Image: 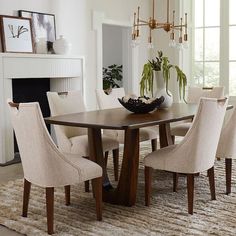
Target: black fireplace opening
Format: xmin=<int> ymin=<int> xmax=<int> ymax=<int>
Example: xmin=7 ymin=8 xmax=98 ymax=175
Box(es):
xmin=12 ymin=78 xmax=51 ymax=154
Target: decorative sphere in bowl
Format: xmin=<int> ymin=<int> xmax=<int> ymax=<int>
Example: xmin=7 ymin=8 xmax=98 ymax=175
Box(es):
xmin=118 ymin=96 xmax=164 ymax=114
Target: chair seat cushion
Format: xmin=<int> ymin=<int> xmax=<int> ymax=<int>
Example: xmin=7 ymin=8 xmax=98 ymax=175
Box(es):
xmin=68 ymin=135 xmax=119 ymax=157
xmin=64 ymin=153 xmax=102 ymax=182
xmin=170 ymin=122 xmax=192 ymax=136
xmin=103 ymin=126 xmax=159 ymax=143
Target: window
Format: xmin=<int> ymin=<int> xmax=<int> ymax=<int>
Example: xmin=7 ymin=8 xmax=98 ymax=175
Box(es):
xmin=192 ymin=0 xmax=235 ymax=96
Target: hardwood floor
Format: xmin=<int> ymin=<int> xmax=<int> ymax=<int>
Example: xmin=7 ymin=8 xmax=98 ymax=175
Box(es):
xmin=0 ymin=163 xmax=23 ymax=236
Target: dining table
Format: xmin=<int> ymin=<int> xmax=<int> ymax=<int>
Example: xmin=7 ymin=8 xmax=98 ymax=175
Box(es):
xmin=45 ymin=103 xmax=233 ymax=207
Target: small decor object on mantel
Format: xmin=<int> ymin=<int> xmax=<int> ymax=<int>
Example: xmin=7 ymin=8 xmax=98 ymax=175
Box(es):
xmin=53 ymin=35 xmax=72 ymax=54
xmin=19 ymin=10 xmax=56 ymax=53
xmin=140 ymin=51 xmax=187 ymax=108
xmin=0 ymin=15 xmax=34 ymax=53
xmin=118 ymin=95 xmax=164 ymax=114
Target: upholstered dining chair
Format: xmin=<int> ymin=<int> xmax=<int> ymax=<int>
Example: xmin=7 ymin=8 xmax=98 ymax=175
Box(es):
xmin=47 ymin=91 xmax=119 ymax=183
xmin=171 ymin=86 xmax=224 ymax=138
xmin=216 ymin=107 xmax=236 ymax=195
xmin=95 ymin=88 xmax=159 ymax=151
xmin=7 ymin=101 xmax=103 ymax=235
xmin=144 ymin=97 xmax=228 ymax=214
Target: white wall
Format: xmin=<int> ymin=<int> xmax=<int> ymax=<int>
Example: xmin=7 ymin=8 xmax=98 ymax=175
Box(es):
xmin=0 ymin=0 xmax=53 ymax=15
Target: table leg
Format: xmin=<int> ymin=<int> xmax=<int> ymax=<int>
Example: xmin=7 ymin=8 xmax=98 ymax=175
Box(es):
xmin=115 ymin=128 xmax=139 ymax=206
xmin=88 ymin=128 xmax=112 ymax=190
xmin=159 ymin=123 xmax=173 ymax=148
xmin=88 ymin=127 xmax=139 ymax=206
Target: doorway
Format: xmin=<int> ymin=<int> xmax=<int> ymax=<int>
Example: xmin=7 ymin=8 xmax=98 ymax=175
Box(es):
xmin=102 ymin=24 xmax=132 ymax=92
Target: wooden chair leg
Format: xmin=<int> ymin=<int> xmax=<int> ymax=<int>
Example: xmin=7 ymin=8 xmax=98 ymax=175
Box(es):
xmin=104 ymin=151 xmax=109 ymax=167
xmin=64 ymin=185 xmax=70 ymax=206
xmin=225 ymin=159 xmax=232 ymax=195
xmin=84 ymin=181 xmax=90 ymax=192
xmin=145 ymin=166 xmax=152 ymax=206
xmin=22 ymin=179 xmax=31 ymax=217
xmin=46 ymin=187 xmax=54 ymax=235
xmin=208 ymin=166 xmax=216 ymax=200
xmin=171 ymin=135 xmax=175 ymax=144
xmin=151 ymin=139 xmax=157 ymax=151
xmin=91 ymin=177 xmax=102 ymax=221
xmin=112 ymin=149 xmax=119 ymax=181
xmin=173 ymin=173 xmax=178 ymax=192
xmin=187 ymin=174 xmax=194 ymax=215
xmin=84 ymin=156 xmax=90 ymax=192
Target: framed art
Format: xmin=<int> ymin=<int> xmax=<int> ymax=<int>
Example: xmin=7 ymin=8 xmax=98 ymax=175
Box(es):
xmin=19 ymin=10 xmax=56 ymax=53
xmin=0 ymin=15 xmax=34 ymax=53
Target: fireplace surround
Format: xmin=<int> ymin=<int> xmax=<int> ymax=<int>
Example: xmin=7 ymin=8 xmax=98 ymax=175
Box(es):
xmin=0 ymin=53 xmax=85 ymax=164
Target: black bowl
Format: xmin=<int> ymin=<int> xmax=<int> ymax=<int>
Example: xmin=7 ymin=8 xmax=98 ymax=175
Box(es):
xmin=118 ymin=96 xmax=164 ymax=114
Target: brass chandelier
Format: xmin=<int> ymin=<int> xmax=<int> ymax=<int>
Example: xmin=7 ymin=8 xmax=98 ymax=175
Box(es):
xmin=132 ymin=0 xmax=188 ymax=49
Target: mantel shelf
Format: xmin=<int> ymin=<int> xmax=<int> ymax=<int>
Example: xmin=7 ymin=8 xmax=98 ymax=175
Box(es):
xmin=0 ymin=52 xmax=85 ymax=60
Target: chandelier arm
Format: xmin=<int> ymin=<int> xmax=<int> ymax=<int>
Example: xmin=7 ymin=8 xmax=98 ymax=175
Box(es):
xmin=152 ymin=0 xmax=155 ymax=20
xmin=134 ymin=23 xmax=149 ymax=27
xmin=139 ymin=19 xmax=149 ymax=24
xmin=167 ymin=0 xmax=170 ymax=23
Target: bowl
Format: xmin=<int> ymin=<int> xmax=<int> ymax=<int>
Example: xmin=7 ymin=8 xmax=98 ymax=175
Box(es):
xmin=118 ymin=96 xmax=164 ymax=114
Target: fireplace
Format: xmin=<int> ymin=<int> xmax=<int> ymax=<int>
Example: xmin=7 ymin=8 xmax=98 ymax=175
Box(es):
xmin=0 ymin=53 xmax=85 ymax=164
xmin=12 ymin=78 xmax=51 ymax=154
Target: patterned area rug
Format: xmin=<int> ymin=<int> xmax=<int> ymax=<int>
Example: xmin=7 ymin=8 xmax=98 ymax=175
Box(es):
xmin=1 ymin=143 xmax=236 ymax=236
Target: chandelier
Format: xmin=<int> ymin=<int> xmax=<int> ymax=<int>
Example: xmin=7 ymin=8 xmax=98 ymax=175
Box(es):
xmin=132 ymin=0 xmax=188 ymax=49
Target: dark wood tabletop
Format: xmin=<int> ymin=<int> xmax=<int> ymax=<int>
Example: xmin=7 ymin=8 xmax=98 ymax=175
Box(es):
xmin=45 ymin=103 xmax=198 ymax=129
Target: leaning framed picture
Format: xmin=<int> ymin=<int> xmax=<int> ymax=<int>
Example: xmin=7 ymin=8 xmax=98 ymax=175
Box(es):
xmin=0 ymin=15 xmax=34 ymax=53
xmin=19 ymin=10 xmax=56 ymax=53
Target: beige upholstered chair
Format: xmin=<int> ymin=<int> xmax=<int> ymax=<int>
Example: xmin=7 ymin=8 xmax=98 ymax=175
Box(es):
xmin=144 ymin=97 xmax=228 ymax=214
xmin=8 ymin=101 xmax=102 ymax=235
xmin=171 ymin=86 xmax=224 ymax=137
xmin=216 ymin=107 xmax=236 ymax=194
xmin=95 ymin=88 xmax=159 ymax=151
xmin=47 ymin=91 xmax=119 ymax=182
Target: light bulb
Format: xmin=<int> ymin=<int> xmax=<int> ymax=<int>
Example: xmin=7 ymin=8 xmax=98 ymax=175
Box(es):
xmin=147 ymin=42 xmax=154 ymax=49
xmin=183 ymin=41 xmax=189 ymax=49
xmin=131 ymin=38 xmax=141 ymax=48
xmin=177 ymin=43 xmax=183 ymax=51
xmin=131 ymin=40 xmax=137 ymax=48
xmin=169 ymin=39 xmax=176 ymax=48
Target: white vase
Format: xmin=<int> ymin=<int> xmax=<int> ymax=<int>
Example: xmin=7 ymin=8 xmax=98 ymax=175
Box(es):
xmin=154 ymin=71 xmax=173 ymax=108
xmin=53 ymin=35 xmax=72 ymax=54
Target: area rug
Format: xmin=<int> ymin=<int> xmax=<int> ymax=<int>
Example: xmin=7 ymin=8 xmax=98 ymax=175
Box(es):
xmin=1 ymin=143 xmax=236 ymax=236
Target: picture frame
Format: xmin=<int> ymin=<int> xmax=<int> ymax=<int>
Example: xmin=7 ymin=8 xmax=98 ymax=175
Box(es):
xmin=0 ymin=15 xmax=34 ymax=53
xmin=19 ymin=10 xmax=56 ymax=53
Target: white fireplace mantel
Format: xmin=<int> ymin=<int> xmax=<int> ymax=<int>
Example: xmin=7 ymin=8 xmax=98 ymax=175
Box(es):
xmin=0 ymin=53 xmax=85 ymax=164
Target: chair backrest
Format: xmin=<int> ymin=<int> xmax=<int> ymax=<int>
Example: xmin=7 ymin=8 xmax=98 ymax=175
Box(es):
xmin=187 ymin=87 xmax=224 ymax=104
xmin=7 ymin=101 xmax=79 ymax=187
xmin=96 ymin=88 xmax=125 ymax=109
xmin=176 ymin=98 xmax=228 ymax=173
xmin=216 ymin=107 xmax=236 ymax=159
xmin=47 ymin=91 xmax=87 ymax=139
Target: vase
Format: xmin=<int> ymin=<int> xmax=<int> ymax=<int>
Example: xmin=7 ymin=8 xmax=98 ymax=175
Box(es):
xmin=53 ymin=35 xmax=72 ymax=54
xmin=154 ymin=71 xmax=173 ymax=108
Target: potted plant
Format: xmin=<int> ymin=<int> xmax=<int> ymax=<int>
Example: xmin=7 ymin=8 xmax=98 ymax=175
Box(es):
xmin=103 ymin=64 xmax=123 ymax=93
xmin=140 ymin=51 xmax=187 ymax=107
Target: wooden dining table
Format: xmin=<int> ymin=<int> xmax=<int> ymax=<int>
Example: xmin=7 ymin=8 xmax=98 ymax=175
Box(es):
xmin=45 ymin=103 xmax=231 ymax=207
